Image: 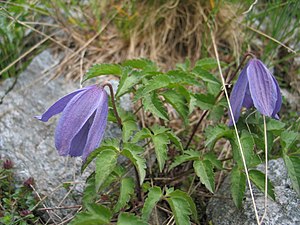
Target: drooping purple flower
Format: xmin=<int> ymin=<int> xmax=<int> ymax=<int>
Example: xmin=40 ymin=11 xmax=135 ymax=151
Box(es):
xmin=35 ymin=85 xmax=108 ymax=161
xmin=229 ymin=59 xmax=282 ymax=125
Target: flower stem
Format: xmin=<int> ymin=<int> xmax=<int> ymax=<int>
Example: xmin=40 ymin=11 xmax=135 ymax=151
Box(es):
xmin=102 ymin=82 xmax=122 ymax=129
xmin=259 ymin=115 xmax=268 ymax=225
xmin=226 ymin=52 xmax=256 ymax=84
xmin=210 ymin=30 xmax=260 ymax=225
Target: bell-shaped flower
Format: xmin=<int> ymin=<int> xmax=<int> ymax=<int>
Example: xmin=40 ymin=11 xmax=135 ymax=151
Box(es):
xmin=229 ymin=59 xmax=282 ymax=125
xmin=35 ymin=84 xmax=108 ymax=161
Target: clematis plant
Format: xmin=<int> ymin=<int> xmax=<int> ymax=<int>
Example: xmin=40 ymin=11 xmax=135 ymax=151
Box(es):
xmin=229 ymin=58 xmax=282 ymax=125
xmin=35 ymin=84 xmax=108 ymax=161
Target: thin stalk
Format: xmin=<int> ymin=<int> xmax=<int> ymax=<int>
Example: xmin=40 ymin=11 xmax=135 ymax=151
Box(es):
xmin=259 ymin=116 xmax=268 ymax=224
xmin=103 ymin=82 xmax=142 ymax=201
xmin=210 ymin=29 xmax=260 ymax=225
xmin=102 ymin=82 xmax=122 ymax=129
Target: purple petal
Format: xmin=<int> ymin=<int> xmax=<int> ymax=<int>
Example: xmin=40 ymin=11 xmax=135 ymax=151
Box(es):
xmin=271 ymin=75 xmax=282 ymax=118
xmin=82 ymin=91 xmax=108 ymax=161
xmin=55 ymin=85 xmax=105 ymax=156
xmin=247 ymin=59 xmax=277 ymax=117
xmin=228 ymin=63 xmax=249 ymax=125
xmin=242 ymin=84 xmax=253 ymax=109
xmin=69 ymin=111 xmax=96 ymax=157
xmin=35 ymin=89 xmax=85 ymax=122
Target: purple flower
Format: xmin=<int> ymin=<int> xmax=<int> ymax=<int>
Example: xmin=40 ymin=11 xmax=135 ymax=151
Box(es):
xmin=35 ymin=85 xmax=108 ymax=161
xmin=229 ymin=59 xmax=282 ymax=125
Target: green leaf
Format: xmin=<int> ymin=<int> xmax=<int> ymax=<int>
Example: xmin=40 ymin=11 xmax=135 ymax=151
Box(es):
xmin=281 ymin=131 xmax=299 ymax=153
xmin=283 ymin=155 xmax=300 ymax=196
xmin=168 ymin=190 xmax=198 ymax=223
xmin=195 ymin=58 xmax=219 ymax=70
xmin=142 ymin=186 xmax=162 ymax=221
xmin=117 ymin=213 xmax=148 ymax=225
xmin=117 ymin=70 xmax=144 ymax=98
xmin=143 ymin=92 xmax=168 ymax=120
xmin=167 ymin=131 xmax=183 ymax=151
xmin=114 ymin=177 xmax=135 ymax=212
xmin=169 ymin=150 xmax=200 ymax=171
xmin=131 ymin=128 xmax=152 ymax=143
xmin=166 ymin=194 xmax=192 ymax=225
xmin=135 ymin=75 xmax=171 ymax=100
xmin=231 ymin=166 xmax=246 ymax=208
xmin=166 ymin=70 xmax=200 ymax=86
xmin=267 ymin=119 xmax=285 ymax=131
xmin=208 ymin=104 xmax=224 ymax=122
xmin=249 ymin=170 xmax=275 ymax=200
xmin=152 ymin=133 xmax=170 ymax=172
xmin=231 ymin=130 xmax=255 ymax=167
xmin=205 ymin=125 xmax=233 ymax=149
xmin=82 ymin=174 xmax=97 ymax=208
xmin=162 ymin=90 xmax=189 ymax=124
xmin=83 ymin=63 xmax=121 ymax=82
xmin=120 ymin=112 xmax=137 ymax=142
xmin=150 ymin=124 xmax=169 ymax=135
xmin=204 ymin=152 xmax=222 ymax=170
xmin=81 ymin=139 xmax=120 ymax=173
xmin=122 ymin=148 xmax=146 ymax=185
xmin=193 ymin=160 xmax=215 ymax=193
xmin=95 ymin=149 xmax=118 ymax=191
xmin=192 ymin=67 xmax=220 ymax=84
xmin=70 ymin=204 xmax=112 ymax=225
xmin=194 ymin=93 xmax=216 ymax=110
xmin=122 ymin=58 xmax=157 ymax=71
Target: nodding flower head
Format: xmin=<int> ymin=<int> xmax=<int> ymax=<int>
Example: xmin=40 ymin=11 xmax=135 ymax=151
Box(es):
xmin=35 ymin=85 xmax=108 ymax=161
xmin=229 ymin=59 xmax=282 ymax=125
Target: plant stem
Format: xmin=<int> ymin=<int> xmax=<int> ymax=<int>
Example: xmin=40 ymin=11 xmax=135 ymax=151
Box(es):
xmin=210 ymin=29 xmax=260 ymax=225
xmin=259 ymin=115 xmax=268 ymax=225
xmin=102 ymin=82 xmax=122 ymax=129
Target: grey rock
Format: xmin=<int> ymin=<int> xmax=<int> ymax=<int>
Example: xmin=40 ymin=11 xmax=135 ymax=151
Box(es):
xmin=206 ymin=158 xmax=300 ymax=225
xmin=0 ymin=50 xmax=123 ymax=223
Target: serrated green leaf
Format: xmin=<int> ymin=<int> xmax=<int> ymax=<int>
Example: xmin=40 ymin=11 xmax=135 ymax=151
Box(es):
xmin=231 ymin=166 xmax=246 ymax=208
xmin=122 ymin=58 xmax=157 ymax=71
xmin=167 ymin=131 xmax=183 ymax=151
xmin=231 ymin=130 xmax=255 ymax=167
xmin=83 ymin=63 xmax=121 ymax=82
xmin=117 ymin=70 xmax=144 ymax=98
xmin=95 ymin=149 xmax=118 ymax=191
xmin=204 ymin=152 xmax=222 ymax=169
xmin=142 ymin=186 xmax=162 ymax=221
xmin=176 ymin=58 xmax=191 ymax=71
xmin=205 ymin=125 xmax=233 ymax=149
xmin=192 ymin=67 xmax=220 ymax=84
xmin=143 ymin=92 xmax=168 ymax=120
xmin=281 ymin=131 xmax=299 ymax=153
xmin=194 ymin=93 xmax=216 ymax=110
xmin=117 ymin=213 xmax=149 ymax=225
xmin=121 ymin=149 xmax=146 ymax=185
xmin=152 ymin=133 xmax=170 ymax=172
xmin=207 ymin=82 xmax=222 ymax=96
xmin=150 ymin=124 xmax=169 ymax=135
xmin=208 ymin=104 xmax=224 ymax=122
xmin=82 ymin=173 xmax=97 ymax=208
xmin=100 ymin=165 xmax=126 ymax=192
xmin=166 ymin=195 xmax=192 ymax=225
xmin=168 ymin=190 xmax=198 ymax=223
xmin=166 ymin=70 xmax=200 ymax=86
xmin=249 ymin=170 xmax=275 ymax=200
xmin=283 ymin=154 xmax=300 ymax=196
xmin=119 ymin=111 xmax=137 ymax=142
xmin=267 ymin=119 xmax=285 ymax=131
xmin=169 ymin=153 xmax=199 ymax=171
xmin=195 ymin=58 xmax=219 ymax=70
xmin=135 ymin=75 xmax=171 ymax=100
xmin=70 ymin=204 xmax=112 ymax=225
xmin=114 ymin=177 xmax=135 ymax=212
xmin=162 ymin=90 xmax=189 ymax=124
xmin=81 ymin=139 xmax=119 ymax=173
xmin=193 ymin=160 xmax=215 ymax=193
xmin=131 ymin=128 xmax=152 ymax=143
